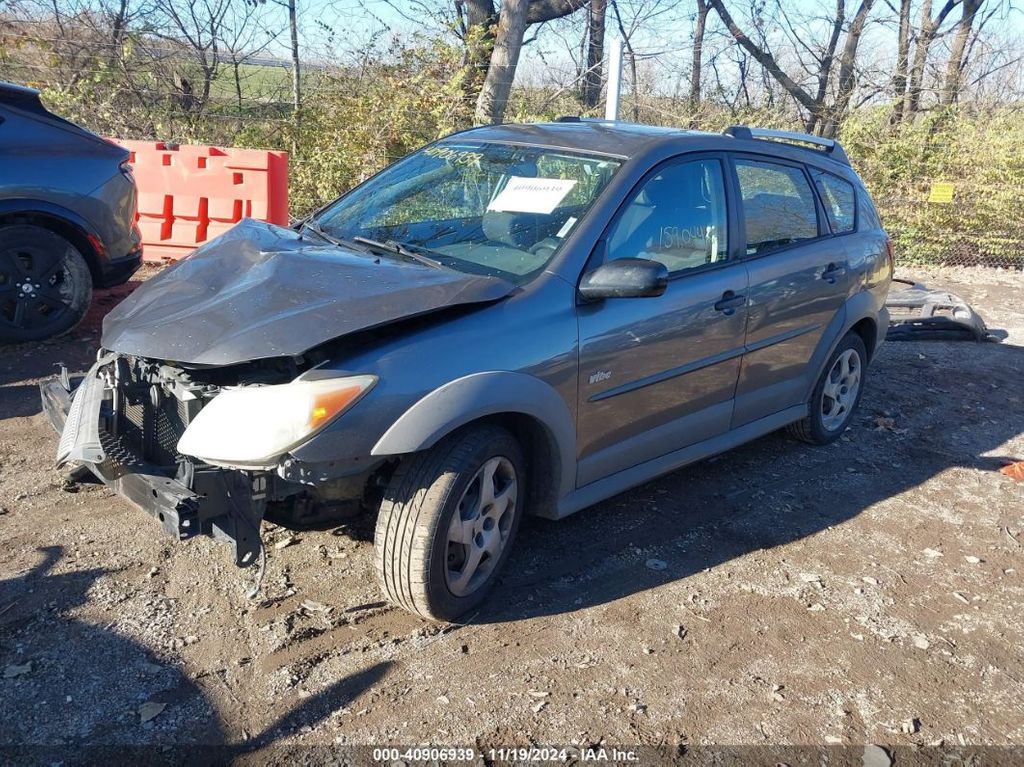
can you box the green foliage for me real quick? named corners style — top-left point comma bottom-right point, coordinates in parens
top-left (841, 107), bottom-right (1024, 268)
top-left (287, 36), bottom-right (472, 216)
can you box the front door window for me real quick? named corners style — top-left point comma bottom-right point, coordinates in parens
top-left (606, 159), bottom-right (729, 273)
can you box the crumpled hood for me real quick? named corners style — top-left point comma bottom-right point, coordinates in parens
top-left (102, 219), bottom-right (515, 366)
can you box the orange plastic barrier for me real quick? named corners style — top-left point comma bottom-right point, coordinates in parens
top-left (114, 140), bottom-right (289, 262)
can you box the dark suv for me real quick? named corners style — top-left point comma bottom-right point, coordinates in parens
top-left (43, 120), bottom-right (891, 621)
top-left (1, 82), bottom-right (142, 343)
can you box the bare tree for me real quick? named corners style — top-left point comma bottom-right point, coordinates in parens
top-left (605, 0), bottom-right (680, 121)
top-left (473, 0), bottom-right (528, 123)
top-left (940, 0), bottom-right (984, 104)
top-left (154, 0), bottom-right (231, 119)
top-left (707, 0), bottom-right (877, 136)
top-left (581, 0), bottom-right (606, 108)
top-left (688, 0), bottom-right (709, 125)
top-left (456, 0), bottom-right (500, 100)
top-left (822, 0), bottom-right (877, 135)
top-left (890, 0), bottom-right (912, 122)
top-left (903, 0), bottom-right (962, 115)
top-left (222, 0), bottom-right (276, 130)
top-left (473, 0), bottom-right (589, 124)
top-left (287, 0), bottom-right (300, 122)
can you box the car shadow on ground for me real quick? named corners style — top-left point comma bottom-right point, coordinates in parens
top-left (0, 546), bottom-right (391, 758)
top-left (479, 340), bottom-right (1024, 624)
top-left (0, 546), bottom-right (225, 751)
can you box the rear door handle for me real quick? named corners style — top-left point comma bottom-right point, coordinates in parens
top-left (821, 262), bottom-right (847, 283)
top-left (714, 291), bottom-right (746, 315)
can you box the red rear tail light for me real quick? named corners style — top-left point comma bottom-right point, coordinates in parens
top-left (86, 232), bottom-right (107, 258)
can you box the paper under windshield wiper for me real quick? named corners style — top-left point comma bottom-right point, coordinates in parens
top-left (352, 237), bottom-right (446, 270)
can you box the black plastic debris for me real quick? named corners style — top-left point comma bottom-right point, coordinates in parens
top-left (885, 279), bottom-right (995, 342)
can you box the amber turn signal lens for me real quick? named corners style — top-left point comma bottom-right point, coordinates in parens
top-left (309, 384), bottom-right (366, 429)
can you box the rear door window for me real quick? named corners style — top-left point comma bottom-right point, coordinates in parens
top-left (812, 170), bottom-right (856, 234)
top-left (735, 160), bottom-right (819, 255)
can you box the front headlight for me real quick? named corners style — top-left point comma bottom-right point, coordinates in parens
top-left (176, 375), bottom-right (376, 466)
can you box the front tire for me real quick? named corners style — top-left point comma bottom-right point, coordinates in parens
top-left (0, 224), bottom-right (93, 343)
top-left (374, 425), bottom-right (525, 621)
top-left (788, 332), bottom-right (867, 445)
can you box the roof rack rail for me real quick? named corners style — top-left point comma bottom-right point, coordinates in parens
top-left (723, 125), bottom-right (850, 166)
top-left (556, 115), bottom-right (617, 124)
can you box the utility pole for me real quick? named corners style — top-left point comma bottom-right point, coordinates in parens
top-left (288, 0), bottom-right (300, 152)
top-left (604, 37), bottom-right (623, 121)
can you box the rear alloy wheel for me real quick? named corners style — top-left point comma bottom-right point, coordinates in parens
top-left (788, 332), bottom-right (867, 445)
top-left (374, 425), bottom-right (525, 621)
top-left (0, 224), bottom-right (93, 344)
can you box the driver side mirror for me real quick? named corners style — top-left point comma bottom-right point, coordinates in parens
top-left (578, 258), bottom-right (669, 301)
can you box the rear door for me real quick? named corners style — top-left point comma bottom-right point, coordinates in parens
top-left (575, 155), bottom-right (749, 487)
top-left (729, 156), bottom-right (851, 427)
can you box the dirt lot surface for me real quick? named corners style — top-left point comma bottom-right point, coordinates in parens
top-left (1, 265), bottom-right (1022, 761)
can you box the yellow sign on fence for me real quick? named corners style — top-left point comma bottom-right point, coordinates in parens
top-left (928, 182), bottom-right (955, 204)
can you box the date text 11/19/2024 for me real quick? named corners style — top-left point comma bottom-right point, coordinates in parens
top-left (371, 746), bottom-right (640, 762)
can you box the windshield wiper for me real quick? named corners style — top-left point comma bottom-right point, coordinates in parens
top-left (298, 219), bottom-right (345, 247)
top-left (301, 224), bottom-right (447, 270)
top-left (352, 236), bottom-right (446, 270)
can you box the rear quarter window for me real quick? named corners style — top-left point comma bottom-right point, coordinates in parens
top-left (812, 170), bottom-right (856, 234)
top-left (857, 189), bottom-right (884, 231)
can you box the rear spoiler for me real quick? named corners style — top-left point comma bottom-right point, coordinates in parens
top-left (0, 80), bottom-right (122, 154)
top-left (724, 126), bottom-right (851, 166)
top-left (0, 81), bottom-right (50, 118)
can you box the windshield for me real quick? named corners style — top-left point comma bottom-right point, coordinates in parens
top-left (312, 142), bottom-right (622, 284)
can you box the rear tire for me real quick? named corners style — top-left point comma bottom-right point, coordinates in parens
top-left (0, 224), bottom-right (93, 343)
top-left (788, 332), bottom-right (867, 445)
top-left (374, 425), bottom-right (525, 621)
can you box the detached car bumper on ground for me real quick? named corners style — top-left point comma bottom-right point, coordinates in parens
top-left (42, 121), bottom-right (891, 621)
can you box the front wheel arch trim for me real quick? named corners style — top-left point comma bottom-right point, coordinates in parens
top-left (371, 372), bottom-right (577, 505)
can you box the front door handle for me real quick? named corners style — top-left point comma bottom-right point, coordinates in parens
top-left (714, 290), bottom-right (746, 315)
top-left (821, 262), bottom-right (847, 283)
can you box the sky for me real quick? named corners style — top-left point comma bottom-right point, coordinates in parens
top-left (211, 0), bottom-right (1024, 101)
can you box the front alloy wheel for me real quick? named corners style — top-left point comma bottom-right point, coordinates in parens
top-left (374, 425), bottom-right (525, 621)
top-left (445, 455), bottom-right (518, 597)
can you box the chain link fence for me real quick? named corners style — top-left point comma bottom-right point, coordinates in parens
top-left (880, 186), bottom-right (1024, 270)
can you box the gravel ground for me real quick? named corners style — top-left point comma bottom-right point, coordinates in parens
top-left (0, 265), bottom-right (1022, 762)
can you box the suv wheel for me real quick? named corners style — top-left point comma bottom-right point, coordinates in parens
top-left (0, 224), bottom-right (93, 343)
top-left (788, 332), bottom-right (867, 445)
top-left (375, 425), bottom-right (525, 621)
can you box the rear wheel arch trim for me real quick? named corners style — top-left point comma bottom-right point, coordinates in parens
top-left (0, 200), bottom-right (104, 280)
top-left (849, 315), bottom-right (878, 361)
top-left (371, 372), bottom-right (577, 501)
top-left (804, 292), bottom-right (880, 401)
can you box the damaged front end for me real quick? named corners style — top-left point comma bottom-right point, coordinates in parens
top-left (41, 353), bottom-right (293, 567)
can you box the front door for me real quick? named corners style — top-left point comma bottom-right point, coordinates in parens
top-left (728, 156), bottom-right (852, 427)
top-left (576, 156), bottom-right (749, 487)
